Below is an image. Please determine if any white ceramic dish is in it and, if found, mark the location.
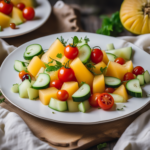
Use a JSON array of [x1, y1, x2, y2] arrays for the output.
[[0, 0, 51, 38], [0, 32, 150, 125]]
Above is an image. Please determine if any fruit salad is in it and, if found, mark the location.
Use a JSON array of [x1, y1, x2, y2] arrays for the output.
[[11, 36, 150, 113]]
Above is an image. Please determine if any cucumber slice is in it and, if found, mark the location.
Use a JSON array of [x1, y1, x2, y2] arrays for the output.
[[32, 73, 50, 90], [137, 74, 145, 86], [144, 70, 150, 84], [72, 83, 91, 102], [24, 44, 44, 60], [77, 38, 86, 48], [14, 60, 27, 72], [78, 44, 91, 64], [106, 53, 117, 62], [107, 43, 115, 50], [11, 84, 19, 93], [19, 80, 31, 98], [109, 93, 125, 103], [27, 88, 39, 100], [106, 47, 132, 60], [67, 99, 80, 112], [105, 77, 121, 88], [78, 100, 91, 113], [48, 98, 68, 112], [126, 79, 142, 98]]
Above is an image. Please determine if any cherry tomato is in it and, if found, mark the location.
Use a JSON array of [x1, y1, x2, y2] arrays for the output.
[[58, 67, 75, 82], [114, 57, 125, 65], [123, 72, 135, 81], [10, 23, 16, 29], [98, 93, 114, 110], [89, 93, 101, 107], [0, 0, 13, 15], [19, 70, 31, 79], [50, 80, 63, 89], [133, 66, 144, 76], [64, 45, 79, 59], [91, 48, 103, 64], [23, 7, 35, 20], [17, 3, 25, 10], [104, 88, 115, 93], [57, 90, 69, 101]]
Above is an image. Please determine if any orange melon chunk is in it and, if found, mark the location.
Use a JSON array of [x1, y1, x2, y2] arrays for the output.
[[123, 60, 133, 73], [0, 12, 11, 28], [93, 61, 106, 74], [102, 50, 109, 64]]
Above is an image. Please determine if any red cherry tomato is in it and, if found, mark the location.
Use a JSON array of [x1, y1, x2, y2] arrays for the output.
[[98, 93, 114, 110], [19, 70, 32, 79], [123, 72, 135, 81], [0, 0, 13, 15], [17, 3, 25, 10], [64, 45, 79, 59], [104, 88, 115, 93], [57, 90, 69, 101], [23, 7, 35, 20], [133, 66, 144, 76], [58, 67, 75, 82], [114, 57, 125, 65], [50, 80, 63, 89], [91, 48, 103, 64], [89, 93, 101, 107]]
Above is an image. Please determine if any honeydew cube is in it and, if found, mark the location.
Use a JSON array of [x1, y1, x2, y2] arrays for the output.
[[102, 50, 109, 65], [61, 82, 79, 99], [93, 61, 106, 74], [70, 58, 94, 87], [123, 60, 133, 73], [67, 99, 80, 112], [0, 12, 11, 28], [39, 87, 58, 105], [93, 74, 105, 94], [27, 56, 46, 77]]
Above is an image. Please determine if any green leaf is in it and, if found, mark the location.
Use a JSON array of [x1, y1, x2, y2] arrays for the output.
[[0, 92, 2, 96], [56, 53, 62, 59], [0, 98, 5, 104], [84, 36, 90, 43], [117, 108, 124, 111], [100, 67, 107, 73], [73, 36, 79, 45], [57, 36, 68, 47], [79, 81, 86, 87], [97, 143, 107, 150]]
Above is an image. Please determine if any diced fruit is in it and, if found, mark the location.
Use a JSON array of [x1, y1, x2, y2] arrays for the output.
[[11, 0, 37, 7], [50, 80, 63, 90], [70, 57, 94, 86], [123, 61, 133, 73], [31, 80, 35, 86], [35, 67, 45, 79], [0, 12, 11, 28], [102, 50, 109, 64], [105, 61, 128, 81], [11, 84, 19, 93], [93, 74, 105, 94], [27, 88, 39, 100], [44, 70, 59, 81], [106, 53, 117, 62], [78, 100, 91, 113], [107, 43, 115, 50], [61, 82, 79, 99], [113, 84, 128, 102], [105, 77, 121, 88], [144, 70, 150, 84], [27, 56, 46, 77], [67, 99, 80, 112], [93, 61, 106, 74], [39, 87, 58, 105], [109, 93, 125, 103], [137, 74, 145, 86]]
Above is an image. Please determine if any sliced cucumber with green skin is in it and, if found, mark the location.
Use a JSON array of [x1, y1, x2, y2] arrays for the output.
[[137, 74, 145, 86], [11, 84, 19, 93], [106, 53, 117, 62], [144, 70, 150, 84], [105, 77, 121, 88], [24, 44, 44, 60], [106, 47, 132, 60], [27, 88, 39, 100], [48, 98, 68, 112], [126, 79, 142, 98], [67, 99, 80, 112], [107, 43, 115, 50], [78, 44, 91, 64], [78, 100, 91, 113], [32, 73, 50, 90], [19, 80, 31, 98], [109, 93, 125, 103], [14, 60, 27, 72], [77, 38, 86, 48]]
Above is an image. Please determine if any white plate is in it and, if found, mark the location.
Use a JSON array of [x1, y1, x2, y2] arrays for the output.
[[0, 0, 51, 38], [0, 32, 150, 125]]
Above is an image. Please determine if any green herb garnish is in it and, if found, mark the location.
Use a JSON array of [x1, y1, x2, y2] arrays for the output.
[[56, 53, 63, 59], [79, 81, 86, 87], [0, 98, 5, 104], [97, 143, 107, 150], [52, 112, 55, 114], [100, 67, 107, 74], [0, 92, 2, 96], [84, 36, 90, 43], [57, 36, 68, 47], [117, 108, 124, 111]]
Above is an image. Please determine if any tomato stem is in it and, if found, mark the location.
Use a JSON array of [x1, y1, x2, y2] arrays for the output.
[[92, 46, 101, 50], [4, 0, 11, 4]]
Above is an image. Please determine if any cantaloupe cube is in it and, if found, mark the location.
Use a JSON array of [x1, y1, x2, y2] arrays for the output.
[[61, 82, 79, 99], [102, 50, 109, 64], [93, 61, 106, 74], [41, 53, 49, 64], [39, 87, 58, 105], [93, 74, 105, 93], [27, 56, 46, 77], [46, 70, 59, 81], [70, 58, 94, 86], [105, 61, 128, 81], [113, 84, 128, 102], [123, 60, 133, 73], [0, 12, 11, 28]]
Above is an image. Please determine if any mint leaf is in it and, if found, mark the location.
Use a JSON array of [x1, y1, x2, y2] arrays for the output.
[[56, 53, 62, 59], [73, 36, 79, 45], [100, 67, 107, 73], [79, 81, 86, 87], [0, 92, 2, 96], [97, 143, 107, 149], [0, 98, 5, 104], [84, 36, 90, 43], [117, 108, 124, 111], [57, 36, 68, 47]]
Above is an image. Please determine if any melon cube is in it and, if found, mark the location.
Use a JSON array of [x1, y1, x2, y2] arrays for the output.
[[102, 50, 109, 64], [61, 82, 79, 99], [123, 60, 133, 73], [45, 70, 59, 81], [39, 87, 58, 105], [0, 12, 11, 28], [70, 58, 94, 86], [67, 99, 80, 112], [27, 56, 46, 77], [93, 74, 105, 94], [93, 61, 106, 74]]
